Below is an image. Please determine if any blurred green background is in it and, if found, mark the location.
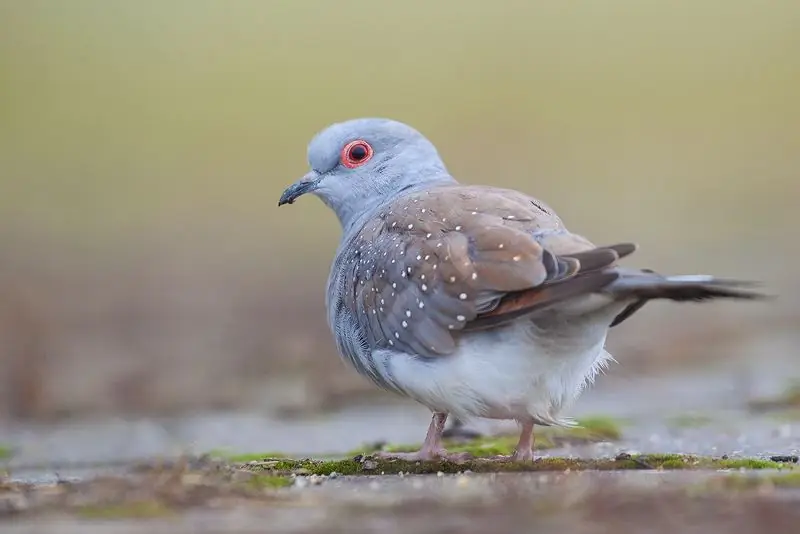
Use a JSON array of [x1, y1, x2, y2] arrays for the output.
[[0, 0, 798, 421]]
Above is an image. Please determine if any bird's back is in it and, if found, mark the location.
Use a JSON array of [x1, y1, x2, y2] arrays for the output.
[[324, 183, 627, 376]]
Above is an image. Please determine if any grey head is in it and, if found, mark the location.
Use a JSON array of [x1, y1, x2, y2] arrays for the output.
[[278, 118, 456, 231]]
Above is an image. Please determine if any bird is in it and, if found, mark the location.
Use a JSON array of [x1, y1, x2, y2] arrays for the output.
[[278, 117, 765, 462]]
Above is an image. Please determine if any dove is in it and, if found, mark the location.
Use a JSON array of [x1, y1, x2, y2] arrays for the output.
[[278, 118, 764, 462]]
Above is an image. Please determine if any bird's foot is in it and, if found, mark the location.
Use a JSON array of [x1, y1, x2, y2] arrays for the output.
[[373, 449, 474, 464]]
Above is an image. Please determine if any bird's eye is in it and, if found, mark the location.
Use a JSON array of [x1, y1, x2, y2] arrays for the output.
[[341, 140, 373, 169]]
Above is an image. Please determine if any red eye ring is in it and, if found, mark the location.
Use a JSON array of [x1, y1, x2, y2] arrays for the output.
[[341, 139, 374, 169]]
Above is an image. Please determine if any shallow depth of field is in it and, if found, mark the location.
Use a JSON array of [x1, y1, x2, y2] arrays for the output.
[[1, 1, 799, 532]]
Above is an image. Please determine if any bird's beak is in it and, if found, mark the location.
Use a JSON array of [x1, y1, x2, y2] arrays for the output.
[[278, 171, 320, 206]]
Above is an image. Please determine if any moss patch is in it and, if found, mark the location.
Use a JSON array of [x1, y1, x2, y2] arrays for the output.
[[0, 445, 12, 460], [211, 416, 626, 466], [346, 416, 624, 458], [241, 453, 792, 477]]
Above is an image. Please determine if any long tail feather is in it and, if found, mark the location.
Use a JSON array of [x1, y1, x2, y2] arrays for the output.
[[607, 269, 769, 327]]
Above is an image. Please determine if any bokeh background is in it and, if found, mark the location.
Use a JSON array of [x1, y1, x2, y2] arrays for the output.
[[1, 0, 798, 429]]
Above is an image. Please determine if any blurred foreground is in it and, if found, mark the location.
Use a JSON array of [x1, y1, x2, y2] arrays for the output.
[[3, 466, 800, 534]]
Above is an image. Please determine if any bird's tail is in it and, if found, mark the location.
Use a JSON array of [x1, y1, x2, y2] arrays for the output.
[[605, 269, 768, 327]]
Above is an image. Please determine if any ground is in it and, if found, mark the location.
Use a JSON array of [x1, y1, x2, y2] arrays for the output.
[[2, 416, 799, 533], [1, 451, 799, 533], [2, 363, 800, 532]]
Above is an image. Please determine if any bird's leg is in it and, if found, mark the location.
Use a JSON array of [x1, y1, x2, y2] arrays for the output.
[[374, 412, 473, 463], [511, 419, 535, 461], [488, 419, 536, 462]]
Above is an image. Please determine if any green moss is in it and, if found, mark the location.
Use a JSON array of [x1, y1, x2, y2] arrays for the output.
[[666, 413, 714, 428], [717, 458, 783, 469], [76, 501, 174, 519], [346, 415, 624, 458], [0, 445, 12, 460], [242, 453, 792, 477], [574, 415, 626, 437]]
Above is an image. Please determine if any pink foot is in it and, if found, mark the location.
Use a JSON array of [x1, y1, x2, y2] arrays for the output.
[[511, 447, 535, 462], [371, 412, 473, 463]]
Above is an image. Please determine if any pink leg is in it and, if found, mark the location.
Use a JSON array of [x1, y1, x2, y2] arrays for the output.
[[375, 412, 473, 463], [511, 420, 535, 462]]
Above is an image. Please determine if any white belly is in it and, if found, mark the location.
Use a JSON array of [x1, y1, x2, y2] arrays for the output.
[[371, 311, 616, 425]]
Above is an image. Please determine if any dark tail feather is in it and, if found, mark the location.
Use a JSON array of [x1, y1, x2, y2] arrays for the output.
[[607, 270, 769, 327]]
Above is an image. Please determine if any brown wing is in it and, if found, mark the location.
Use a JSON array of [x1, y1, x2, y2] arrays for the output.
[[345, 184, 634, 357]]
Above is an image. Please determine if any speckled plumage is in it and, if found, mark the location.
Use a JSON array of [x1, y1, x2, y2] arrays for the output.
[[279, 118, 764, 461]]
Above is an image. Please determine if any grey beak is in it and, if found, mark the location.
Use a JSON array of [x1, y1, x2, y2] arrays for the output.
[[278, 171, 320, 206]]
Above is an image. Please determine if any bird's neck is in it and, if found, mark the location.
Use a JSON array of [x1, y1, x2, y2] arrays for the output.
[[337, 173, 457, 235]]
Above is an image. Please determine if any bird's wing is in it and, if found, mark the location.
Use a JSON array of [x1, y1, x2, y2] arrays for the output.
[[346, 184, 635, 357]]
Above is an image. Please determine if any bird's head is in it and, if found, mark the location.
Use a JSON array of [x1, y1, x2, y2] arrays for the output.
[[279, 118, 455, 230]]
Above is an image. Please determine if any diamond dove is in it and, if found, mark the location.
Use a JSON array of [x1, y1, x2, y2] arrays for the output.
[[278, 118, 765, 462]]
